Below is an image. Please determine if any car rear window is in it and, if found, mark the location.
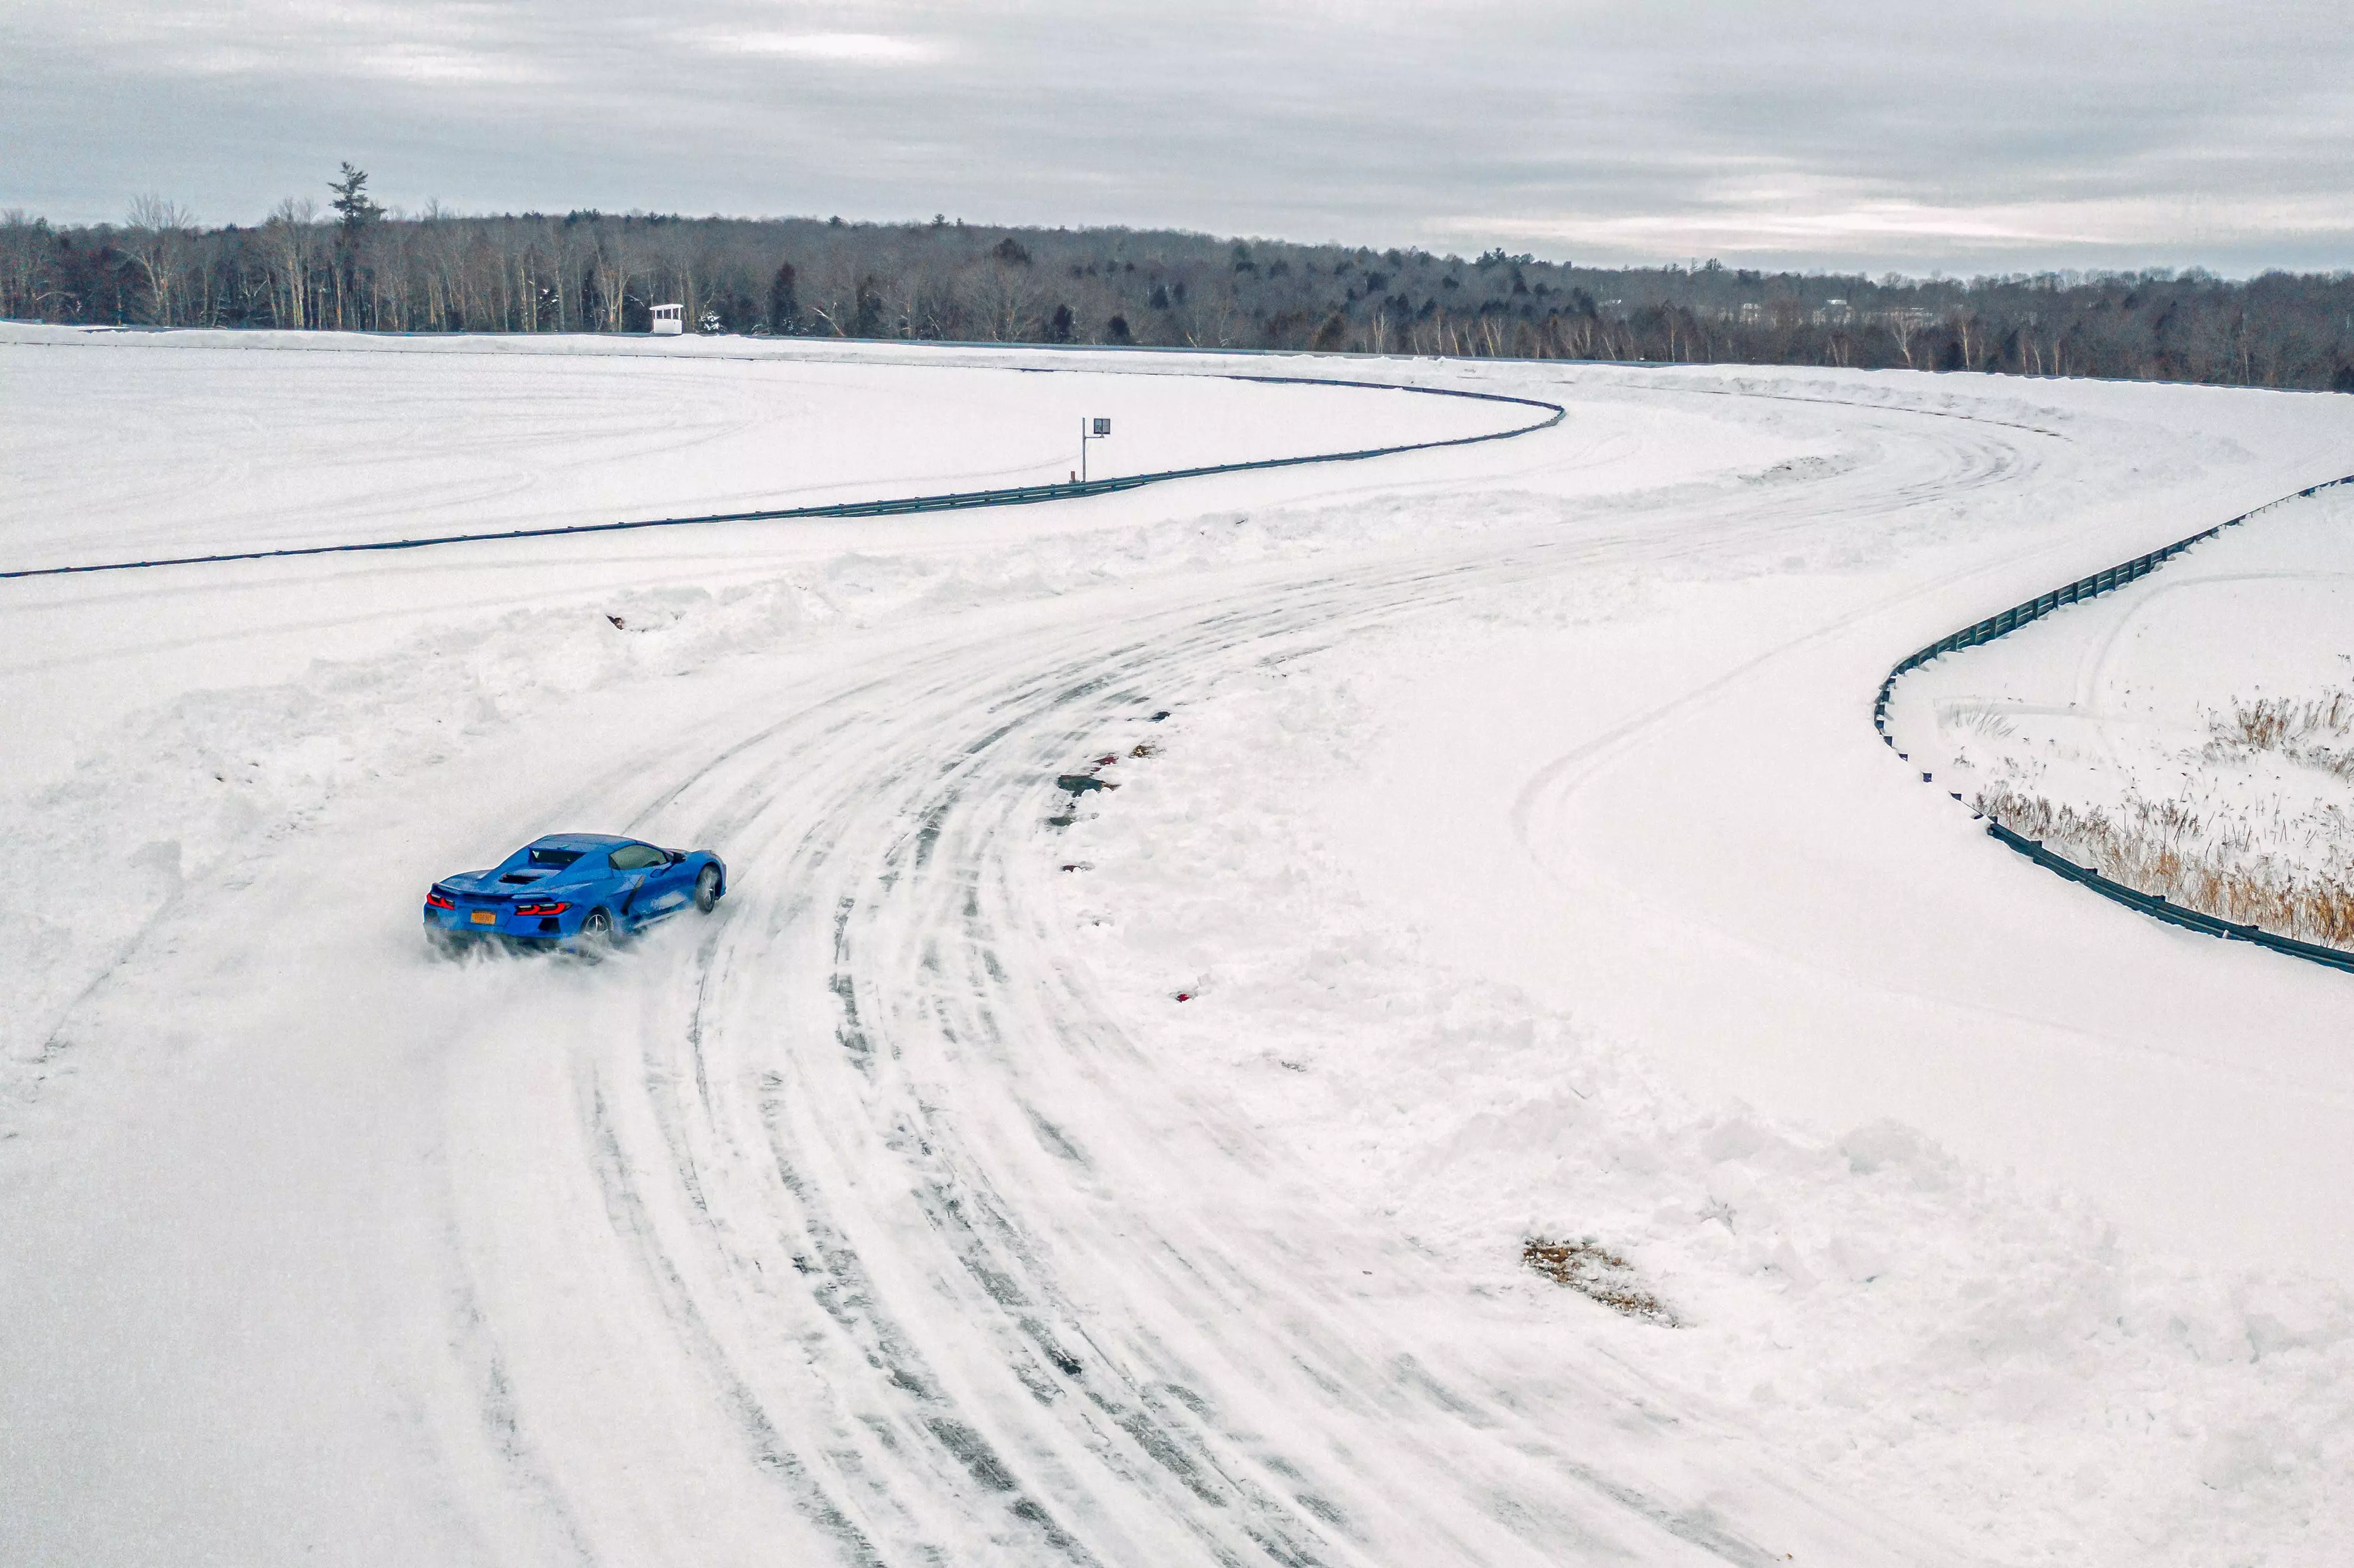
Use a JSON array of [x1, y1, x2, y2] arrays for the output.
[[527, 848, 583, 867]]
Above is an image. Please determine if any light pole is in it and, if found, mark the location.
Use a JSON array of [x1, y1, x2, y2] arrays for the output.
[[1080, 417, 1110, 484]]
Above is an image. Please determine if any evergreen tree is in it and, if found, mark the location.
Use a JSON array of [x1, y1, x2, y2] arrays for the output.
[[325, 164, 382, 327], [328, 164, 382, 235]]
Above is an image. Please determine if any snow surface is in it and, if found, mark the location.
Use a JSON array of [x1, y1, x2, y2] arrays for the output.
[[0, 324, 1515, 569], [4, 325, 2352, 1565]]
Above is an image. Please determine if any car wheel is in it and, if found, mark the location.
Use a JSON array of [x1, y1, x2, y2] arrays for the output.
[[579, 908, 614, 947], [694, 865, 722, 914]]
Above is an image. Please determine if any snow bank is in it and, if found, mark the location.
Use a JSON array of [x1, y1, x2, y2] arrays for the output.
[[1, 474, 1772, 1121], [1050, 642, 2354, 1565]]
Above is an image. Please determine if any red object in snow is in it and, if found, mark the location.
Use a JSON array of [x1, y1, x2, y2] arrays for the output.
[[1175, 991, 1192, 1002]]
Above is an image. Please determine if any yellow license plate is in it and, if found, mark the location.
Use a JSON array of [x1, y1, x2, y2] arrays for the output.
[[470, 910, 497, 926]]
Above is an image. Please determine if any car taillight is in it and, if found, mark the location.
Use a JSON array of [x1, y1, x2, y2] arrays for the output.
[[425, 889, 455, 910], [514, 902, 570, 917]]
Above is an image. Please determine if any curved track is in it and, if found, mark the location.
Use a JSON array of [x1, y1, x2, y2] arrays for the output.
[[420, 532, 1961, 1566], [0, 371, 1559, 582], [450, 364, 2100, 1558]]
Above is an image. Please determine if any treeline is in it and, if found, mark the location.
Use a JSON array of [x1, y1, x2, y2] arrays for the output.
[[6, 179, 2353, 392]]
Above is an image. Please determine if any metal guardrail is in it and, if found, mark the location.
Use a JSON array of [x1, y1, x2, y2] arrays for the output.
[[1875, 472, 2354, 976], [0, 372, 1563, 582]]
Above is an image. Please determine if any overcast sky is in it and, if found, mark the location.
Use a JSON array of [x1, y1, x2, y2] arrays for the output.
[[5, 1, 2352, 274]]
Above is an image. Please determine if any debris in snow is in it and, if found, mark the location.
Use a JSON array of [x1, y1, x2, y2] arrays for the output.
[[1055, 774, 1115, 794], [1522, 1238, 1678, 1326], [606, 613, 626, 630]]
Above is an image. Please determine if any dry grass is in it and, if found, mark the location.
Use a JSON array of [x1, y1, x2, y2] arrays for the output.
[[2206, 689, 2354, 780], [1522, 1238, 1678, 1325], [1939, 701, 2019, 742], [1964, 685, 2354, 950], [1976, 783, 2354, 951]]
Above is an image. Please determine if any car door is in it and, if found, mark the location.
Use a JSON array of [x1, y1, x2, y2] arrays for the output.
[[642, 850, 697, 917], [606, 842, 667, 925], [611, 843, 691, 923]]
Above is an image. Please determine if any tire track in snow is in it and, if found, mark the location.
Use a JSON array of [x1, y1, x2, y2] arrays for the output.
[[578, 1074, 890, 1566], [459, 367, 2039, 1554], [505, 502, 1990, 1563]]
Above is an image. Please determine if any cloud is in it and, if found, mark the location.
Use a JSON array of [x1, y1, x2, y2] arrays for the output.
[[3, 0, 2349, 271], [696, 31, 945, 65], [349, 45, 552, 86]]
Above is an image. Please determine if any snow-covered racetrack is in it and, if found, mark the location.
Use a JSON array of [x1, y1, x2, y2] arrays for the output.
[[6, 328, 2353, 1564]]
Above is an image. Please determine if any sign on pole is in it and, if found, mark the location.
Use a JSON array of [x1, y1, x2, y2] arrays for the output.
[[1080, 416, 1112, 482]]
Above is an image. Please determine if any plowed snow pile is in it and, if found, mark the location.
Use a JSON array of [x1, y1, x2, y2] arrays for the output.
[[1055, 637, 2353, 1565]]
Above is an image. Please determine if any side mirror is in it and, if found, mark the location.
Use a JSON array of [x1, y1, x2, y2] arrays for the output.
[[668, 850, 685, 864]]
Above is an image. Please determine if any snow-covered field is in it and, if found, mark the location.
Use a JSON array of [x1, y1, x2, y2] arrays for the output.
[[5, 325, 2352, 1565], [1, 325, 1517, 570], [1891, 487, 2354, 951]]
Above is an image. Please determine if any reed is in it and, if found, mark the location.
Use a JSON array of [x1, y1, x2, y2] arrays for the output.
[[1975, 784, 2354, 951]]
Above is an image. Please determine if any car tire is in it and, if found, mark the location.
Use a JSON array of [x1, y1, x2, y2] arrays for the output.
[[694, 865, 722, 914], [579, 908, 614, 947]]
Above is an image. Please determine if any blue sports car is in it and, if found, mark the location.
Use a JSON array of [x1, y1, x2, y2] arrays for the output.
[[424, 833, 727, 953]]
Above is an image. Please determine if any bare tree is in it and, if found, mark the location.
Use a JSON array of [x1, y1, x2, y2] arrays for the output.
[[972, 258, 1040, 342], [1884, 308, 1923, 369], [802, 246, 865, 336], [0, 208, 57, 320], [122, 195, 197, 326], [1948, 308, 1980, 371], [262, 198, 321, 328], [590, 228, 640, 332]]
